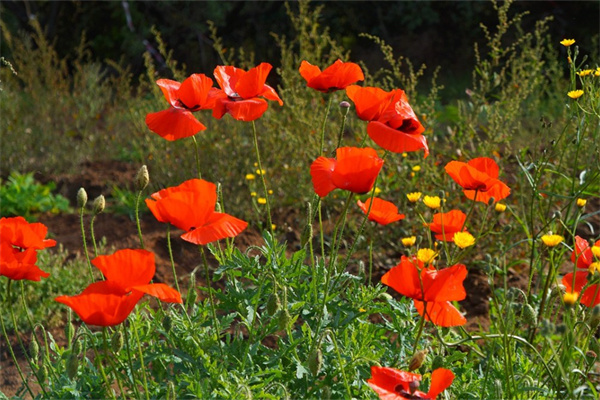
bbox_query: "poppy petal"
[299,61,322,84]
[261,84,283,105]
[429,210,467,241]
[310,156,337,197]
[367,366,420,400]
[427,368,455,399]
[131,283,182,303]
[156,79,181,107]
[468,157,500,179]
[218,97,270,121]
[145,108,206,141]
[381,257,424,300]
[571,236,594,269]
[367,121,429,157]
[0,245,49,281]
[332,147,384,193]
[346,85,391,121]
[414,300,466,327]
[92,249,155,290]
[177,73,215,110]
[300,60,364,92]
[357,198,405,225]
[236,62,272,99]
[180,212,248,245]
[424,264,467,302]
[214,65,241,98]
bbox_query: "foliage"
[0,172,70,219]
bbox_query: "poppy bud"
[135,165,149,191]
[215,202,222,213]
[38,365,48,383]
[522,304,537,325]
[487,197,495,206]
[73,339,82,356]
[278,309,291,331]
[552,210,562,219]
[266,292,281,316]
[408,349,428,371]
[438,190,445,200]
[502,225,512,233]
[92,195,105,215]
[66,353,78,379]
[111,330,124,354]
[339,100,351,108]
[307,348,323,375]
[77,187,88,208]
[29,337,39,362]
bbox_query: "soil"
[1,159,588,397]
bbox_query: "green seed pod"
[38,365,48,383]
[215,202,222,213]
[308,349,323,376]
[266,292,281,316]
[76,187,88,208]
[135,165,149,191]
[66,354,79,379]
[162,314,173,332]
[167,381,177,400]
[92,195,105,215]
[522,304,537,325]
[111,331,124,354]
[540,319,555,337]
[29,337,39,362]
[278,309,291,331]
[73,339,83,356]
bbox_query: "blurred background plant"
[0,172,70,219]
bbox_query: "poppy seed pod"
[278,309,291,331]
[92,195,105,215]
[111,331,124,354]
[38,365,48,383]
[66,353,79,379]
[267,292,281,316]
[308,348,323,375]
[76,187,88,208]
[522,304,537,325]
[29,337,39,362]
[135,165,149,191]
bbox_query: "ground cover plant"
[1,0,600,398]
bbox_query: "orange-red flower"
[428,210,468,242]
[571,235,599,269]
[146,179,247,245]
[299,59,364,93]
[357,198,405,225]
[562,271,599,308]
[381,256,467,327]
[145,74,218,141]
[346,85,428,157]
[310,147,384,198]
[212,63,283,121]
[56,249,182,326]
[368,366,454,400]
[445,157,510,204]
[0,216,56,281]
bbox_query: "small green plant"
[0,172,70,219]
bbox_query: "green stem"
[319,96,333,155]
[325,330,352,398]
[166,224,181,294]
[89,333,117,400]
[90,214,99,257]
[80,205,95,281]
[191,135,202,180]
[122,326,141,400]
[251,120,273,235]
[131,322,150,400]
[335,104,351,150]
[102,328,125,396]
[412,310,427,355]
[134,190,145,249]
[201,246,223,355]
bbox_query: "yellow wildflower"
[412,165,421,172]
[592,246,600,259]
[268,189,274,195]
[402,152,408,158]
[373,187,382,195]
[577,69,594,77]
[563,291,579,307]
[417,248,438,264]
[256,168,266,175]
[257,197,267,204]
[250,192,257,197]
[453,232,476,249]
[410,172,415,178]
[589,262,600,275]
[541,234,564,247]
[576,198,587,207]
[495,203,507,213]
[423,195,441,209]
[401,236,417,247]
[245,173,256,180]
[560,39,575,47]
[567,90,584,99]
[271,224,277,231]
[406,192,422,203]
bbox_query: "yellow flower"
[560,39,575,47]
[256,168,266,175]
[576,198,587,207]
[563,291,579,307]
[401,236,417,247]
[567,56,572,64]
[257,197,267,204]
[541,234,564,247]
[250,192,257,197]
[592,246,600,259]
[417,248,437,264]
[423,195,441,209]
[577,69,594,77]
[359,308,366,313]
[245,173,256,180]
[412,165,421,172]
[271,224,277,231]
[268,189,274,195]
[402,152,408,158]
[373,187,382,195]
[589,262,600,275]
[406,192,422,203]
[567,90,584,99]
[410,172,415,178]
[495,203,507,213]
[253,162,258,167]
[453,232,476,249]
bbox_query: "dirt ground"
[0,159,571,397]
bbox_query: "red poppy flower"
[428,210,467,242]
[211,63,283,121]
[346,85,428,157]
[562,271,600,308]
[368,366,454,400]
[0,216,56,281]
[357,198,405,225]
[299,59,364,93]
[146,179,247,245]
[381,257,467,327]
[145,74,217,141]
[55,249,182,326]
[310,147,384,198]
[571,235,599,269]
[445,157,510,204]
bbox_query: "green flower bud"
[92,195,105,215]
[278,309,291,331]
[111,331,124,354]
[77,187,88,208]
[38,365,48,383]
[66,354,79,379]
[522,304,537,325]
[29,337,39,362]
[135,165,149,191]
[267,292,281,316]
[308,349,323,375]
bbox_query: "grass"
[1,0,599,398]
